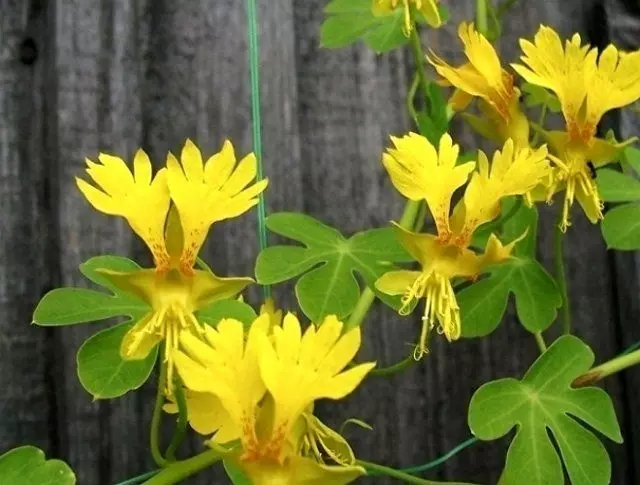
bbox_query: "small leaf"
[502,200,538,258]
[197,299,257,328]
[256,213,412,321]
[320,14,380,49]
[460,258,561,337]
[469,335,623,485]
[623,146,640,175]
[0,446,75,485]
[224,460,252,485]
[521,83,561,112]
[33,256,149,326]
[77,321,158,399]
[362,10,409,53]
[596,168,640,202]
[602,203,640,250]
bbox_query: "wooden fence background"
[1,0,639,483]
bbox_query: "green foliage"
[33,256,149,326]
[197,299,258,328]
[469,336,622,485]
[0,446,75,485]
[416,84,450,146]
[255,212,412,322]
[461,199,560,337]
[77,321,158,399]
[320,0,408,53]
[600,147,640,250]
[224,460,252,485]
[521,83,562,113]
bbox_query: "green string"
[398,437,479,475]
[246,0,270,299]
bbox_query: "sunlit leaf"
[0,446,75,485]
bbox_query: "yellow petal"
[419,0,442,28]
[120,313,160,360]
[77,151,171,269]
[375,270,421,296]
[190,269,254,310]
[392,224,442,267]
[167,139,268,272]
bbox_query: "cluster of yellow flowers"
[77,141,375,484]
[372,21,640,356]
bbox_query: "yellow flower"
[378,134,550,356]
[260,297,284,330]
[372,0,442,35]
[535,130,633,230]
[76,139,265,387]
[174,313,374,485]
[512,26,640,142]
[427,23,529,148]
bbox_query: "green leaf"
[77,321,158,399]
[469,335,623,485]
[460,258,561,337]
[596,168,640,202]
[602,203,640,250]
[224,460,252,485]
[502,200,539,258]
[321,0,408,53]
[256,213,412,321]
[521,83,562,112]
[0,446,75,485]
[33,256,149,326]
[197,299,257,328]
[623,145,640,175]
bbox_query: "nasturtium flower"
[378,133,549,357]
[76,139,267,387]
[427,23,529,148]
[174,313,374,485]
[372,0,442,35]
[512,26,640,229]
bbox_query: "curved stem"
[150,353,168,467]
[114,470,159,485]
[346,200,421,330]
[407,72,420,127]
[475,0,489,35]
[413,202,427,232]
[554,214,571,334]
[573,348,640,388]
[531,104,548,147]
[164,377,188,461]
[358,459,479,485]
[534,332,547,354]
[409,28,431,108]
[400,437,479,474]
[370,354,417,377]
[143,449,222,485]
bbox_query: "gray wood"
[0,0,639,483]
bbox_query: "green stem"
[409,27,431,106]
[475,0,489,35]
[114,470,159,485]
[164,377,188,461]
[534,332,547,353]
[407,72,420,127]
[554,214,571,334]
[400,437,479,474]
[346,200,421,330]
[150,355,168,467]
[143,450,222,485]
[531,104,548,147]
[358,460,479,485]
[413,202,427,232]
[573,348,640,388]
[370,354,416,377]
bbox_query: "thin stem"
[370,354,416,377]
[475,0,489,35]
[413,201,427,232]
[358,460,479,485]
[346,200,421,330]
[143,449,222,485]
[400,437,479,474]
[554,213,571,334]
[531,104,548,147]
[573,348,640,388]
[407,72,420,127]
[114,470,159,485]
[534,332,547,354]
[246,0,270,299]
[164,377,188,461]
[409,27,431,107]
[150,354,168,467]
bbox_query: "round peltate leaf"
[77,321,158,399]
[0,446,75,485]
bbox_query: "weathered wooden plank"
[0,0,54,458]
